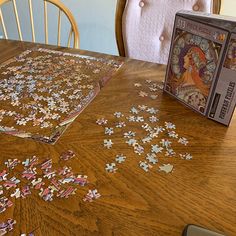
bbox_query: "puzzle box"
[164,10,236,126]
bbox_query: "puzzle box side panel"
[208,34,236,126]
[164,15,228,116]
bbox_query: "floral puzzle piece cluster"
[0,48,123,144]
[0,150,101,235]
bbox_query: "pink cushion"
[122,0,214,64]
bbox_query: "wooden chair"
[116,0,221,64]
[0,0,79,48]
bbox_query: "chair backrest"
[116,0,221,64]
[0,0,79,48]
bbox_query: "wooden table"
[0,40,236,236]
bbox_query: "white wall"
[0,0,118,55]
[221,0,236,17]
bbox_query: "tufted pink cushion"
[122,0,214,64]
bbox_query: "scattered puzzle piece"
[105,127,114,135]
[114,112,124,118]
[165,122,176,130]
[0,170,8,181]
[0,218,16,235]
[139,91,148,97]
[0,196,13,213]
[139,161,152,172]
[57,186,77,198]
[115,154,126,163]
[83,189,101,202]
[178,137,189,146]
[105,163,117,173]
[73,175,88,186]
[146,153,158,164]
[96,118,108,125]
[22,168,37,180]
[159,164,174,173]
[60,150,75,161]
[22,156,38,168]
[103,139,113,149]
[3,177,20,190]
[4,159,20,169]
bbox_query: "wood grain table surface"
[0,40,236,236]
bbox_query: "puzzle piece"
[40,159,52,171]
[126,138,138,146]
[134,145,144,155]
[105,163,117,173]
[165,122,176,130]
[83,189,101,202]
[168,131,178,139]
[105,127,114,135]
[43,169,56,179]
[0,196,13,213]
[39,187,54,201]
[139,91,148,97]
[31,178,45,190]
[154,126,165,133]
[3,177,20,190]
[146,107,158,114]
[10,188,21,199]
[146,153,158,164]
[103,139,113,149]
[142,136,152,144]
[150,94,158,100]
[130,107,139,114]
[22,168,37,180]
[136,116,144,122]
[73,175,88,186]
[138,105,147,111]
[179,153,193,160]
[134,83,142,87]
[21,185,31,198]
[165,148,176,157]
[4,159,20,169]
[126,115,136,122]
[178,137,189,146]
[139,161,152,172]
[159,164,174,173]
[96,118,108,125]
[114,112,124,118]
[123,131,136,139]
[57,166,72,176]
[22,156,39,168]
[60,150,75,161]
[0,218,16,235]
[115,154,126,163]
[0,170,8,181]
[57,186,77,198]
[151,145,163,154]
[149,116,159,123]
[142,123,152,132]
[160,139,172,148]
[115,121,126,128]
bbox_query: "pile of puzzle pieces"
[0,150,101,235]
[96,80,193,174]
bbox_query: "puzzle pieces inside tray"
[0,48,122,144]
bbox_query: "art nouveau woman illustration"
[177,46,210,97]
[166,31,220,113]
